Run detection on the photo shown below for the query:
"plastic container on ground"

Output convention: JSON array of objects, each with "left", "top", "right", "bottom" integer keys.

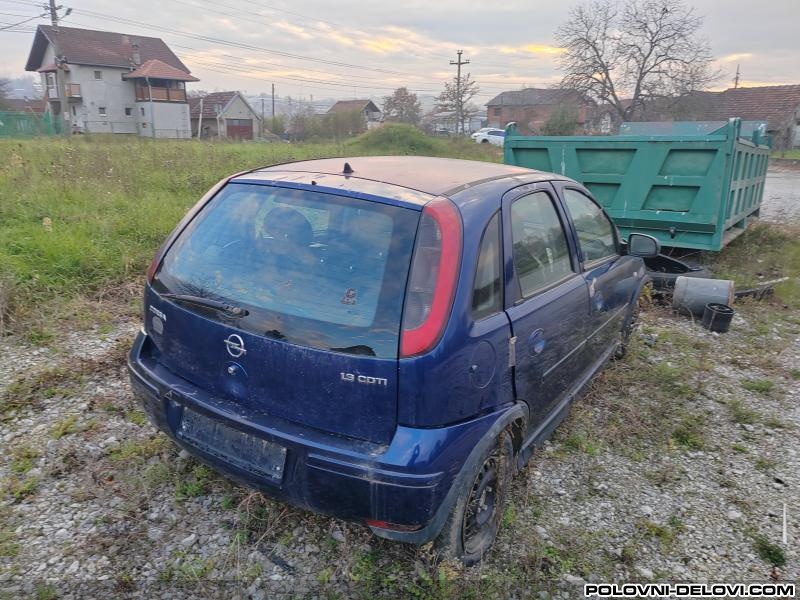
[{"left": 672, "top": 276, "right": 735, "bottom": 318}]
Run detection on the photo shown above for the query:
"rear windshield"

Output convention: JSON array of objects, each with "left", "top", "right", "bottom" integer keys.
[{"left": 153, "top": 182, "right": 420, "bottom": 358}]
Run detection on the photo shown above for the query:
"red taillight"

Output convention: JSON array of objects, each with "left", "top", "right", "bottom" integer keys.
[
  {"left": 400, "top": 197, "right": 462, "bottom": 357},
  {"left": 146, "top": 251, "right": 161, "bottom": 283}
]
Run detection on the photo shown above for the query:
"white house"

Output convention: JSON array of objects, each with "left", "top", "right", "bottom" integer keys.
[
  {"left": 25, "top": 25, "right": 198, "bottom": 138},
  {"left": 188, "top": 91, "right": 262, "bottom": 139}
]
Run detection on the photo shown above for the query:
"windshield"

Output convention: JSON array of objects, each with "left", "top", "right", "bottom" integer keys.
[{"left": 153, "top": 182, "right": 420, "bottom": 358}]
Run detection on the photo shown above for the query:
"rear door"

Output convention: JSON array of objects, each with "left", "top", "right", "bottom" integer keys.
[
  {"left": 502, "top": 184, "right": 590, "bottom": 424},
  {"left": 554, "top": 184, "right": 636, "bottom": 359},
  {"left": 147, "top": 182, "right": 419, "bottom": 445}
]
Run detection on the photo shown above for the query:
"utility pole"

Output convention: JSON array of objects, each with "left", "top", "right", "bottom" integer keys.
[
  {"left": 47, "top": 1, "right": 71, "bottom": 26},
  {"left": 450, "top": 50, "right": 469, "bottom": 135},
  {"left": 733, "top": 64, "right": 741, "bottom": 89},
  {"left": 271, "top": 83, "right": 275, "bottom": 118}
]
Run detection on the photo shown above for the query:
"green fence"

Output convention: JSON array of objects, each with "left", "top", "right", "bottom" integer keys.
[
  {"left": 504, "top": 118, "right": 771, "bottom": 251},
  {"left": 0, "top": 111, "right": 60, "bottom": 137}
]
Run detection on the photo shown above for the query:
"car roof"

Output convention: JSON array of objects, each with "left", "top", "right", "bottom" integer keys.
[{"left": 247, "top": 156, "right": 553, "bottom": 198}]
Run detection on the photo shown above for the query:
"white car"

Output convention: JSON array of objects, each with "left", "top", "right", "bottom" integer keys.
[{"left": 471, "top": 128, "right": 506, "bottom": 146}]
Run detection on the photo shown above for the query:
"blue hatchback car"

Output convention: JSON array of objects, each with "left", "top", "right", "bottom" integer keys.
[{"left": 128, "top": 156, "right": 658, "bottom": 563}]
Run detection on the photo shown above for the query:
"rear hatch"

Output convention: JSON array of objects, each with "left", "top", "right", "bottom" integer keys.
[{"left": 145, "top": 181, "right": 421, "bottom": 444}]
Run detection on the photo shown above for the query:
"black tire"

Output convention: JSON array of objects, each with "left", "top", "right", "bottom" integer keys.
[
  {"left": 434, "top": 431, "right": 513, "bottom": 566},
  {"left": 481, "top": 139, "right": 489, "bottom": 144}
]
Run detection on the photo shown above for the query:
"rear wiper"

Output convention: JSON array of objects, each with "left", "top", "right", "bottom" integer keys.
[{"left": 160, "top": 293, "right": 249, "bottom": 317}]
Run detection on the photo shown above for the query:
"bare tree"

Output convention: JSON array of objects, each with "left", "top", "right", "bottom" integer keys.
[
  {"left": 435, "top": 73, "right": 480, "bottom": 134},
  {"left": 556, "top": 0, "right": 718, "bottom": 121}
]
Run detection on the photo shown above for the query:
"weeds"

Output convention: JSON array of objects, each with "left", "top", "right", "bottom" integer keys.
[
  {"left": 741, "top": 379, "right": 776, "bottom": 395},
  {"left": 752, "top": 536, "right": 786, "bottom": 567},
  {"left": 672, "top": 416, "right": 705, "bottom": 450},
  {"left": 0, "top": 340, "right": 129, "bottom": 417},
  {"left": 728, "top": 399, "right": 760, "bottom": 425},
  {"left": 50, "top": 415, "right": 79, "bottom": 439},
  {"left": 10, "top": 445, "right": 40, "bottom": 474}
]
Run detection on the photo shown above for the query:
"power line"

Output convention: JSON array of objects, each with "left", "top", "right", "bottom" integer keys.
[
  {"left": 72, "top": 8, "right": 433, "bottom": 79},
  {"left": 0, "top": 11, "right": 45, "bottom": 30}
]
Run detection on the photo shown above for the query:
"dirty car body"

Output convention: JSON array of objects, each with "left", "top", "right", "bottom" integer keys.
[{"left": 128, "top": 156, "right": 655, "bottom": 560}]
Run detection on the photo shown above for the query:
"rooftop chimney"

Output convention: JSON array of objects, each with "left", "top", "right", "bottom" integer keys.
[{"left": 131, "top": 41, "right": 141, "bottom": 66}]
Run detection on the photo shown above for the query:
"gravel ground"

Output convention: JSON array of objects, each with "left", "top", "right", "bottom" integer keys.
[
  {"left": 762, "top": 165, "right": 800, "bottom": 224},
  {"left": 1, "top": 302, "right": 798, "bottom": 599}
]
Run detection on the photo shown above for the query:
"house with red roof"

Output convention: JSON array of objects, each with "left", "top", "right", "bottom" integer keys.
[
  {"left": 24, "top": 25, "right": 198, "bottom": 138},
  {"left": 188, "top": 91, "right": 262, "bottom": 139}
]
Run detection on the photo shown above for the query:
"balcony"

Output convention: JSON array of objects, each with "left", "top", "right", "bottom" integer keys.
[
  {"left": 135, "top": 86, "right": 187, "bottom": 102},
  {"left": 45, "top": 83, "right": 81, "bottom": 101}
]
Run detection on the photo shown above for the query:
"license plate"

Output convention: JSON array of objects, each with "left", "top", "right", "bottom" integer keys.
[{"left": 177, "top": 408, "right": 287, "bottom": 483}]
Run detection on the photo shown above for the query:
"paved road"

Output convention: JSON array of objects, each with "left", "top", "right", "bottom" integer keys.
[{"left": 762, "top": 166, "right": 800, "bottom": 223}]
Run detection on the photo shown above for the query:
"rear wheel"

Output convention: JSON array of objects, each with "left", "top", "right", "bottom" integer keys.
[{"left": 435, "top": 432, "right": 513, "bottom": 565}]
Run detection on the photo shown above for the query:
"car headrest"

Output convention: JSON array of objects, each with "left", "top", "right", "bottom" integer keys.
[{"left": 262, "top": 206, "right": 313, "bottom": 247}]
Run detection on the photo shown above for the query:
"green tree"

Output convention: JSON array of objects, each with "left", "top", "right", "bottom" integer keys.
[
  {"left": 541, "top": 105, "right": 579, "bottom": 135},
  {"left": 382, "top": 87, "right": 421, "bottom": 126},
  {"left": 264, "top": 115, "right": 285, "bottom": 136}
]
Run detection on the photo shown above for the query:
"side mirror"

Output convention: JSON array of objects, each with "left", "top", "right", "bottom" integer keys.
[{"left": 628, "top": 233, "right": 660, "bottom": 258}]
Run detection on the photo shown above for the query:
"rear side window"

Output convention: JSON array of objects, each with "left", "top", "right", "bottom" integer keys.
[
  {"left": 471, "top": 212, "right": 502, "bottom": 319},
  {"left": 154, "top": 183, "right": 419, "bottom": 358},
  {"left": 510, "top": 192, "right": 573, "bottom": 297},
  {"left": 562, "top": 189, "right": 617, "bottom": 263}
]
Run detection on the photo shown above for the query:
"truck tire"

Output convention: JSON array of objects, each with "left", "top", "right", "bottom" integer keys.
[{"left": 434, "top": 431, "right": 513, "bottom": 565}]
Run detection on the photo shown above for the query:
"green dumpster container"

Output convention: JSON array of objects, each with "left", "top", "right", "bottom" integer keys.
[{"left": 503, "top": 118, "right": 771, "bottom": 251}]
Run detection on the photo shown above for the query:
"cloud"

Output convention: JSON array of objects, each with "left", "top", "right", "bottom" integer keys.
[
  {"left": 272, "top": 21, "right": 314, "bottom": 41},
  {"left": 492, "top": 44, "right": 564, "bottom": 56},
  {"left": 718, "top": 53, "right": 755, "bottom": 63}
]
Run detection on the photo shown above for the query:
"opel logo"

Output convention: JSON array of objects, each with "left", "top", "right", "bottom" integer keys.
[{"left": 224, "top": 334, "right": 246, "bottom": 358}]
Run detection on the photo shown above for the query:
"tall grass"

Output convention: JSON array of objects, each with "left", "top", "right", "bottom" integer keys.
[{"left": 0, "top": 130, "right": 499, "bottom": 334}]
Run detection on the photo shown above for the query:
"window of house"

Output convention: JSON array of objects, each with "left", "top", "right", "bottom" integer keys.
[
  {"left": 510, "top": 192, "right": 573, "bottom": 297},
  {"left": 125, "top": 107, "right": 132, "bottom": 116},
  {"left": 94, "top": 70, "right": 102, "bottom": 80},
  {"left": 562, "top": 189, "right": 617, "bottom": 264},
  {"left": 98, "top": 107, "right": 107, "bottom": 116},
  {"left": 71, "top": 106, "right": 76, "bottom": 116},
  {"left": 493, "top": 107, "right": 501, "bottom": 116},
  {"left": 141, "top": 107, "right": 145, "bottom": 116},
  {"left": 471, "top": 212, "right": 502, "bottom": 320}
]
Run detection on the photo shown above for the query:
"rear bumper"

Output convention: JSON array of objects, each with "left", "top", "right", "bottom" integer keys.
[{"left": 127, "top": 331, "right": 513, "bottom": 543}]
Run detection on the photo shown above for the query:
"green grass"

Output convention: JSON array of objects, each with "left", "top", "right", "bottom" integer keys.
[
  {"left": 0, "top": 132, "right": 498, "bottom": 336},
  {"left": 741, "top": 378, "right": 776, "bottom": 395},
  {"left": 9, "top": 445, "right": 39, "bottom": 474},
  {"left": 706, "top": 223, "right": 800, "bottom": 309},
  {"left": 752, "top": 535, "right": 786, "bottom": 567},
  {"left": 728, "top": 399, "right": 760, "bottom": 425},
  {"left": 50, "top": 415, "right": 78, "bottom": 439},
  {"left": 772, "top": 149, "right": 800, "bottom": 160},
  {"left": 672, "top": 416, "right": 705, "bottom": 450}
]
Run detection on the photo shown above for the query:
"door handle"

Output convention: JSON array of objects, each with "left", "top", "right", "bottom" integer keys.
[{"left": 528, "top": 329, "right": 545, "bottom": 355}]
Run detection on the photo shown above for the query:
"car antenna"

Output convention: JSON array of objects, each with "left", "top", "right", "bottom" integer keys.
[{"left": 343, "top": 162, "right": 354, "bottom": 175}]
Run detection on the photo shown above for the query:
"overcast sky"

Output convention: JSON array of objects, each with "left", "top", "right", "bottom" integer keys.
[{"left": 1, "top": 0, "right": 797, "bottom": 105}]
